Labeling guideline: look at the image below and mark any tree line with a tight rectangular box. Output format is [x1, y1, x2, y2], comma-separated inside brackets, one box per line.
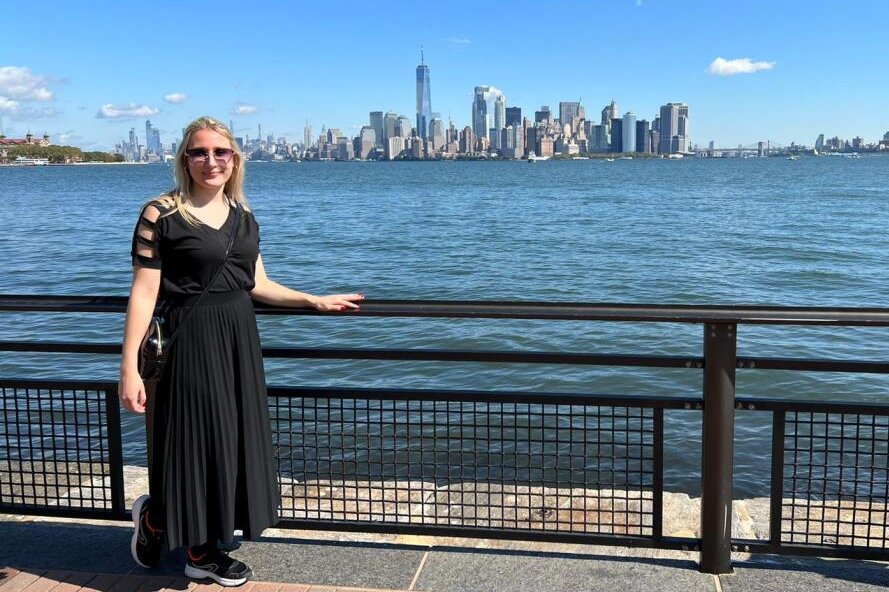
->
[2, 144, 123, 163]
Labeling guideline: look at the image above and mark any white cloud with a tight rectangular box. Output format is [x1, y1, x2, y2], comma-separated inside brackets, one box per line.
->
[707, 57, 776, 76]
[164, 93, 189, 104]
[447, 37, 472, 45]
[0, 96, 18, 113]
[231, 103, 258, 115]
[96, 103, 160, 119]
[0, 66, 54, 101]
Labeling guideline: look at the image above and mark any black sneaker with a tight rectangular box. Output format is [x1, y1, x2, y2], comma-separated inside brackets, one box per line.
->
[130, 495, 164, 568]
[184, 548, 252, 587]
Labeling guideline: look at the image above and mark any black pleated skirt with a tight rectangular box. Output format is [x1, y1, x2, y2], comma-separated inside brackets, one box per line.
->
[149, 290, 278, 550]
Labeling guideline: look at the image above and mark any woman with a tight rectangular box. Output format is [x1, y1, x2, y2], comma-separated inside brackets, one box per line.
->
[119, 116, 362, 586]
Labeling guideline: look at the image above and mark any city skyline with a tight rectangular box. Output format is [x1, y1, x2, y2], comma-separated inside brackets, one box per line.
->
[3, 0, 888, 150]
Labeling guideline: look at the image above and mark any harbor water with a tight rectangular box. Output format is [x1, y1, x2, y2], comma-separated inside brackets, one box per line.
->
[1, 156, 887, 498]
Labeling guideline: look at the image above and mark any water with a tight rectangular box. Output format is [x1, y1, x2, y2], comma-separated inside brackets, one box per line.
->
[1, 156, 887, 498]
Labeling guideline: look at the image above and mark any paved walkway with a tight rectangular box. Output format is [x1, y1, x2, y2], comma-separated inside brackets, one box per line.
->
[2, 516, 889, 591]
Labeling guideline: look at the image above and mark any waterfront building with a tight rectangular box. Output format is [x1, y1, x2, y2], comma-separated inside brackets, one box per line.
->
[622, 112, 636, 153]
[386, 136, 406, 160]
[815, 134, 825, 150]
[384, 111, 398, 143]
[559, 101, 580, 134]
[658, 102, 689, 154]
[506, 107, 522, 128]
[526, 127, 539, 156]
[430, 117, 445, 153]
[369, 111, 384, 148]
[460, 126, 475, 154]
[472, 85, 506, 141]
[416, 51, 432, 139]
[336, 136, 354, 161]
[358, 126, 376, 159]
[610, 118, 623, 153]
[410, 137, 424, 159]
[489, 128, 500, 151]
[397, 115, 413, 138]
[636, 119, 651, 153]
[538, 136, 554, 157]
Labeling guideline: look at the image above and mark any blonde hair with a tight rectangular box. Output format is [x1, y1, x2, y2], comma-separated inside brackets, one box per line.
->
[154, 116, 247, 225]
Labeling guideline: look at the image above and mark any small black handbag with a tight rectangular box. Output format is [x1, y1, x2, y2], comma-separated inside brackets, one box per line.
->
[138, 314, 168, 401]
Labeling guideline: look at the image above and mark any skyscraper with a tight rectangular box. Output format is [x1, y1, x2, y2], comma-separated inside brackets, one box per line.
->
[416, 50, 432, 139]
[303, 120, 313, 152]
[622, 112, 636, 153]
[472, 86, 505, 141]
[145, 120, 161, 154]
[505, 107, 522, 128]
[369, 111, 384, 148]
[383, 111, 398, 143]
[658, 102, 689, 154]
[559, 102, 580, 133]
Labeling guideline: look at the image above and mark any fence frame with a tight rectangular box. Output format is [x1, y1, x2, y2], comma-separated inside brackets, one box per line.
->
[1, 295, 888, 573]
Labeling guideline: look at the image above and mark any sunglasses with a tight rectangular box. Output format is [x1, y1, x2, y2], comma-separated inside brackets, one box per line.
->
[184, 148, 235, 165]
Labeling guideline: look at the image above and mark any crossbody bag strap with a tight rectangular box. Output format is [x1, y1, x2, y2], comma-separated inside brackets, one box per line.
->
[157, 200, 243, 346]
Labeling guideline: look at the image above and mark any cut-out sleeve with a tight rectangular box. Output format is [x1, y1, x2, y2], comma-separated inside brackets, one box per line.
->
[130, 203, 163, 269]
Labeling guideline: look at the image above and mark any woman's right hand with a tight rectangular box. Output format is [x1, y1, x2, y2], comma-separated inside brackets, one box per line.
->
[118, 368, 147, 414]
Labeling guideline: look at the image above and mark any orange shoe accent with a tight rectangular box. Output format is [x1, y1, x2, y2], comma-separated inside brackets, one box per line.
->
[144, 510, 164, 534]
[187, 548, 208, 562]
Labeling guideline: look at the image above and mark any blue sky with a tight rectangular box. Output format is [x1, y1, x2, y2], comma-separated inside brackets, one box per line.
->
[3, 0, 888, 150]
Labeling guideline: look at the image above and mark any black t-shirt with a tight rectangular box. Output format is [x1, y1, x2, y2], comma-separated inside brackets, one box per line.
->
[130, 200, 261, 297]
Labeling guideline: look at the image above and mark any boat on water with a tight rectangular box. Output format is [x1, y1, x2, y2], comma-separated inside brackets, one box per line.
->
[787, 155, 800, 161]
[12, 156, 50, 166]
[604, 157, 615, 162]
[527, 155, 550, 162]
[572, 156, 590, 160]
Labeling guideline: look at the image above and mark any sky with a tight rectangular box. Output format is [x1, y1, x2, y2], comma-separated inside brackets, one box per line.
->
[3, 0, 888, 151]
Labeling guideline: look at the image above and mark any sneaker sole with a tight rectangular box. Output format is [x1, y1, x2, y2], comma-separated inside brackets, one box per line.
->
[184, 564, 249, 587]
[131, 495, 153, 569]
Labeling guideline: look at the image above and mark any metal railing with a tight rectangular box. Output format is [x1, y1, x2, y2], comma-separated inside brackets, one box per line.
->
[1, 295, 888, 573]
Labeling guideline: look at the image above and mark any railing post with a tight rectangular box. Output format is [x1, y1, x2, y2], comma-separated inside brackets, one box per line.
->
[700, 322, 737, 574]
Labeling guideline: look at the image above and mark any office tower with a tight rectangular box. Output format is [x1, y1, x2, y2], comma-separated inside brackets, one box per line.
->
[397, 115, 413, 138]
[358, 127, 376, 159]
[370, 111, 384, 148]
[658, 102, 689, 154]
[535, 106, 552, 125]
[416, 50, 432, 139]
[303, 121, 313, 151]
[636, 119, 651, 153]
[559, 102, 580, 133]
[430, 117, 445, 152]
[815, 134, 825, 150]
[601, 101, 619, 126]
[383, 111, 398, 143]
[336, 136, 354, 160]
[494, 95, 505, 131]
[145, 120, 161, 154]
[622, 112, 636, 153]
[610, 118, 623, 152]
[472, 85, 506, 141]
[461, 126, 474, 154]
[506, 107, 522, 128]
